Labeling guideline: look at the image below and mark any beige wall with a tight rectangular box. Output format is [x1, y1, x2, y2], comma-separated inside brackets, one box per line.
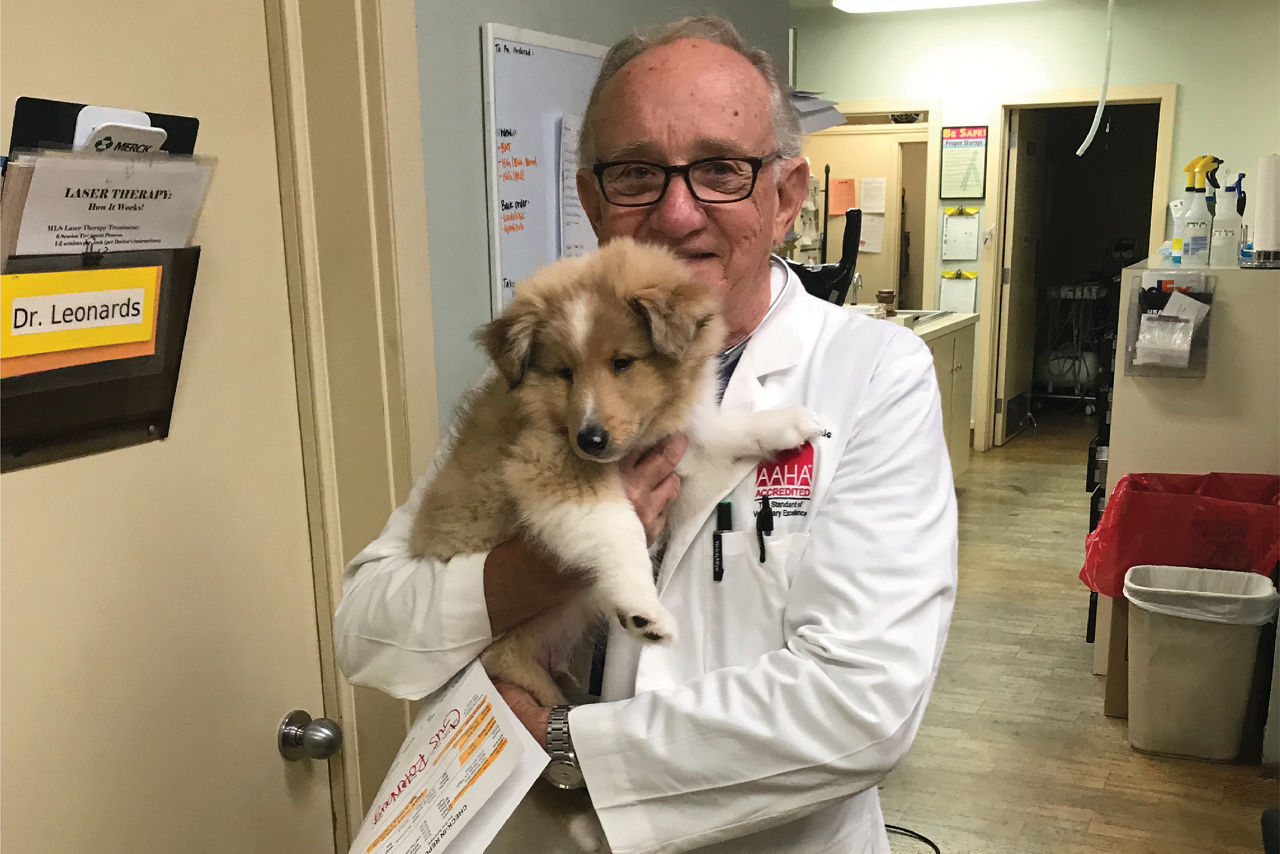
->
[1106, 264, 1280, 489]
[0, 1, 335, 849]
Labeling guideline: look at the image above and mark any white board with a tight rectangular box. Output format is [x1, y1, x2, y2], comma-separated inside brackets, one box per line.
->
[482, 24, 606, 316]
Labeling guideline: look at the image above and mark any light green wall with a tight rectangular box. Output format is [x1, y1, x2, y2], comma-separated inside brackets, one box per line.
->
[792, 0, 1278, 214]
[415, 1, 790, 431]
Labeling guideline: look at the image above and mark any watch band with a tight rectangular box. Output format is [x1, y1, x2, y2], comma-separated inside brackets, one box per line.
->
[546, 704, 575, 757]
[543, 704, 586, 789]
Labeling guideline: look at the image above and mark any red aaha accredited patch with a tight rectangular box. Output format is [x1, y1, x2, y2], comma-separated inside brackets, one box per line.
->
[756, 442, 814, 500]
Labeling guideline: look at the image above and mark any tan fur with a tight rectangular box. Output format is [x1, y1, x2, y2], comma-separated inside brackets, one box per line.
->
[409, 238, 724, 706]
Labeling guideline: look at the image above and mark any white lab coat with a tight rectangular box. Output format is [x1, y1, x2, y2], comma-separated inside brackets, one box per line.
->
[335, 261, 957, 854]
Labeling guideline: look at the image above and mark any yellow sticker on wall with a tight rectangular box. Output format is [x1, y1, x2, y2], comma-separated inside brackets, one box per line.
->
[0, 266, 161, 359]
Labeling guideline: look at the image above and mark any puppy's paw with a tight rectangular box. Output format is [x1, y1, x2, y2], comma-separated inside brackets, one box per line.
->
[615, 601, 677, 645]
[753, 406, 822, 456]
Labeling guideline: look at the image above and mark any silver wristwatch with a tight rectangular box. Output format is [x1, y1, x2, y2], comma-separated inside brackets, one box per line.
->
[543, 704, 586, 789]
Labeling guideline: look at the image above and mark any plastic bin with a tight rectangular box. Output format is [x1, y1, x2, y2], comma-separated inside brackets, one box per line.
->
[1124, 565, 1280, 760]
[1081, 472, 1280, 599]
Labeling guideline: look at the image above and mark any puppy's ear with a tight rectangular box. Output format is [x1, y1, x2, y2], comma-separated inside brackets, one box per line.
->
[476, 302, 539, 387]
[629, 281, 719, 359]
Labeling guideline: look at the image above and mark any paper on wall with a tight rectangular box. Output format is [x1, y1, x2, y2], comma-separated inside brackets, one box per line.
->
[558, 114, 595, 259]
[860, 177, 887, 214]
[941, 212, 980, 261]
[859, 213, 885, 254]
[827, 177, 857, 216]
[349, 660, 548, 854]
[939, 273, 978, 313]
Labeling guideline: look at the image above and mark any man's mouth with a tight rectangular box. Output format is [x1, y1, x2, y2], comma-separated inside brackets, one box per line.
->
[675, 250, 718, 263]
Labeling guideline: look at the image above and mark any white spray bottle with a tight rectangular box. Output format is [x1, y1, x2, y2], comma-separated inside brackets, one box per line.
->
[1172, 155, 1210, 264]
[1180, 156, 1216, 267]
[1209, 172, 1244, 266]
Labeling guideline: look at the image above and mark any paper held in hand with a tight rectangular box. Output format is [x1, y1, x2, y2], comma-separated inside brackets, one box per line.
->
[351, 660, 548, 854]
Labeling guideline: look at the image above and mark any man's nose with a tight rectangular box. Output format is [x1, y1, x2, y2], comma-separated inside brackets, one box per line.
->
[576, 424, 610, 457]
[646, 175, 707, 239]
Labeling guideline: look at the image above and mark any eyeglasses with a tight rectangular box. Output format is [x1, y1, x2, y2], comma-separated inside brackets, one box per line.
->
[592, 152, 781, 207]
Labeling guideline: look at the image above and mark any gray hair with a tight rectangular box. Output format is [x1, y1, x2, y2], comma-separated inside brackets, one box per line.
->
[577, 16, 802, 170]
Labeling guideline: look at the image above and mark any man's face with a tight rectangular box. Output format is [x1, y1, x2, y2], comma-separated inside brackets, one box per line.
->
[577, 39, 809, 344]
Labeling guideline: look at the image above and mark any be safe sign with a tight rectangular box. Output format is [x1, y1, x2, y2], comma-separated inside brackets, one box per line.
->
[1, 267, 160, 360]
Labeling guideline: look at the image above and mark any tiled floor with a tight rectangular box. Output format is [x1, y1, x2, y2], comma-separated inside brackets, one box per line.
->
[880, 413, 1277, 853]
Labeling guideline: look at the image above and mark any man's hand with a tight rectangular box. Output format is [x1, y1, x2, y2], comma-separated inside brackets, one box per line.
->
[494, 681, 550, 749]
[620, 434, 688, 544]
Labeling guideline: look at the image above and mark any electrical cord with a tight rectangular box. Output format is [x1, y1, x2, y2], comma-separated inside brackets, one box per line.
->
[885, 823, 941, 853]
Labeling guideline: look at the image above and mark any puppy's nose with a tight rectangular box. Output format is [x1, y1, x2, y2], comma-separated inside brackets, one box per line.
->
[576, 425, 610, 456]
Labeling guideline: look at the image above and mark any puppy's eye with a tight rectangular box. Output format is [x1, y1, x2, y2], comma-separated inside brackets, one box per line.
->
[612, 356, 635, 373]
[558, 367, 574, 382]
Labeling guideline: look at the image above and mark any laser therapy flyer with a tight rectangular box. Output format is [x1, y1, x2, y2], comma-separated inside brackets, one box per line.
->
[13, 151, 213, 256]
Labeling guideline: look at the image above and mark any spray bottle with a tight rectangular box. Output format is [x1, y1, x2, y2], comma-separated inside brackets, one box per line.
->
[1172, 155, 1212, 264]
[1180, 156, 1217, 267]
[1209, 171, 1244, 266]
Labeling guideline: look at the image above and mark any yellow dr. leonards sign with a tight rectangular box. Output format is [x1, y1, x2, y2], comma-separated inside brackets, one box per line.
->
[0, 266, 161, 358]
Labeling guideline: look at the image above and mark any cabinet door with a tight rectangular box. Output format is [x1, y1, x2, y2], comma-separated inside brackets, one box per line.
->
[949, 325, 976, 476]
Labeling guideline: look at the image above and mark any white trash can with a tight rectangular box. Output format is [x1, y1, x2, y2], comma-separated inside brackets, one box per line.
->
[1124, 565, 1280, 761]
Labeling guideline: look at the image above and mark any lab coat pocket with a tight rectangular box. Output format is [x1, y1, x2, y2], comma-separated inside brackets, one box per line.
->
[705, 531, 809, 668]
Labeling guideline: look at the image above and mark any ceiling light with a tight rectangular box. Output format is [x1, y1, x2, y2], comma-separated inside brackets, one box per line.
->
[833, 0, 1043, 13]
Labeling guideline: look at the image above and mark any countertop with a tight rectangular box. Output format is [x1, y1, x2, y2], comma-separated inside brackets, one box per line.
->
[911, 312, 978, 342]
[849, 306, 979, 343]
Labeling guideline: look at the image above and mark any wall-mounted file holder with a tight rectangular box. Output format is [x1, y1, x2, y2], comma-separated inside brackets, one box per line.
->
[9, 96, 199, 154]
[1, 247, 200, 471]
[1123, 273, 1214, 378]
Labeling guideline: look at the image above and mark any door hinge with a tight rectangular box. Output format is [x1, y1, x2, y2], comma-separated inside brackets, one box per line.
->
[995, 398, 1004, 414]
[1002, 267, 1011, 285]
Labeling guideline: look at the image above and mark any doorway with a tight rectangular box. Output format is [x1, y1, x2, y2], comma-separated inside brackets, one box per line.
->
[898, 141, 928, 310]
[801, 117, 932, 307]
[992, 103, 1159, 445]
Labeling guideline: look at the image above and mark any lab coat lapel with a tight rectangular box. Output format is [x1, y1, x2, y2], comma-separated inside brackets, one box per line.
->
[656, 272, 808, 594]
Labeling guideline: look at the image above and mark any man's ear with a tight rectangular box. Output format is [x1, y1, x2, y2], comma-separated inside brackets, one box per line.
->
[771, 156, 811, 246]
[629, 280, 719, 360]
[577, 168, 605, 237]
[475, 302, 539, 387]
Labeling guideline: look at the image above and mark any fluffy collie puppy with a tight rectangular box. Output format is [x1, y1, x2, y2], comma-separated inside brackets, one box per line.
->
[410, 237, 818, 707]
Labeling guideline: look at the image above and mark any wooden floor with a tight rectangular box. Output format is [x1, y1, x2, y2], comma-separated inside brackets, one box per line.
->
[880, 412, 1276, 854]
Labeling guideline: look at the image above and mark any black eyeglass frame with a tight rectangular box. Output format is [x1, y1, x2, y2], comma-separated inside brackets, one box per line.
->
[591, 152, 782, 207]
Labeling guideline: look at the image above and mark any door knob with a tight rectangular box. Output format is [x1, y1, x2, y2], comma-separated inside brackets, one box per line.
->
[278, 710, 343, 761]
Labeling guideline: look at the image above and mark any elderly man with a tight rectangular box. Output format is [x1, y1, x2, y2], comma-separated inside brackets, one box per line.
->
[336, 15, 955, 854]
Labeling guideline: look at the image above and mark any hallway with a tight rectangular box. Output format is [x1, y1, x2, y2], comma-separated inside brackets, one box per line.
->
[880, 415, 1276, 853]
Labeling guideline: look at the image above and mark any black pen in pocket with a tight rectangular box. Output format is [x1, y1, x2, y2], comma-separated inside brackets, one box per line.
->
[712, 501, 732, 582]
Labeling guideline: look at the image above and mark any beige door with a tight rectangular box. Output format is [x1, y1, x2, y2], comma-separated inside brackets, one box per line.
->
[992, 108, 1048, 445]
[0, 3, 337, 851]
[803, 124, 929, 305]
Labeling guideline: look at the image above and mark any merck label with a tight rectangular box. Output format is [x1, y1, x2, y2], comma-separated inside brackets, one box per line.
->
[756, 442, 814, 499]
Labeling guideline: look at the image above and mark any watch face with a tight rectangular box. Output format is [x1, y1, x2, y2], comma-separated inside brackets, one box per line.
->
[544, 759, 585, 789]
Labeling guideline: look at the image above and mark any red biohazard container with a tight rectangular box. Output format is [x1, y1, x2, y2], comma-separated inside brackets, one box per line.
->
[1080, 472, 1280, 599]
